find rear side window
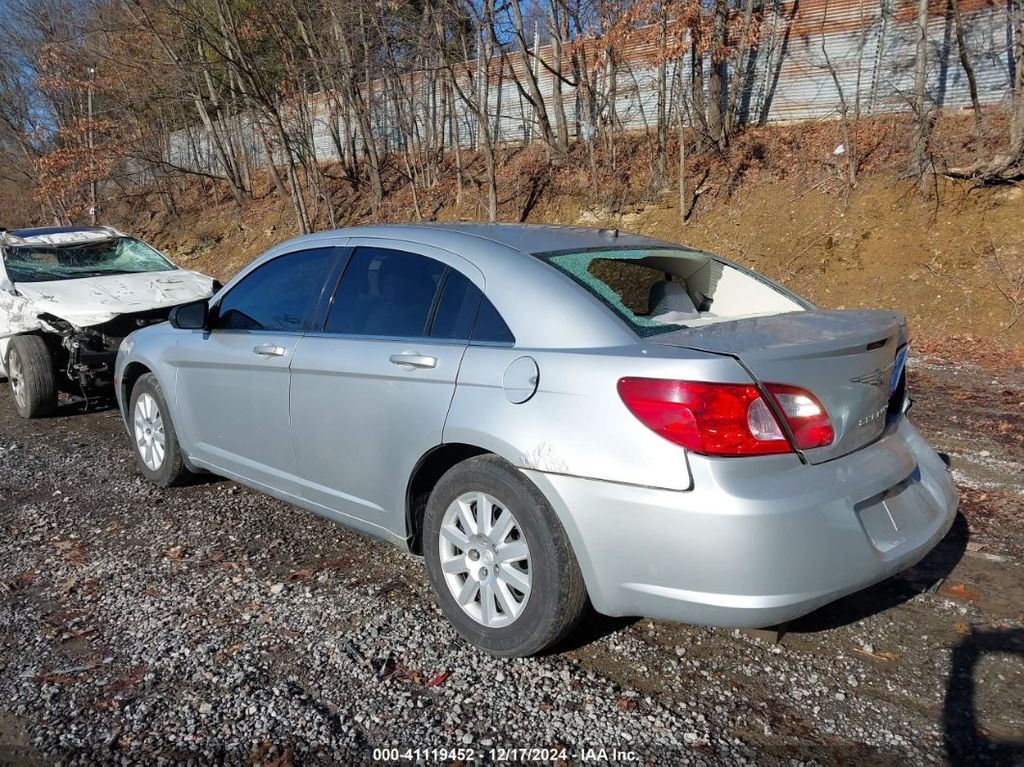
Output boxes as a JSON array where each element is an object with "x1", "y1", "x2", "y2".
[
  {"x1": 430, "y1": 270, "x2": 481, "y2": 340},
  {"x1": 428, "y1": 270, "x2": 514, "y2": 344},
  {"x1": 326, "y1": 247, "x2": 445, "y2": 337},
  {"x1": 472, "y1": 297, "x2": 515, "y2": 344},
  {"x1": 215, "y1": 248, "x2": 335, "y2": 332}
]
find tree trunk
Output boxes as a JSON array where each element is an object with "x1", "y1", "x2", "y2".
[
  {"x1": 549, "y1": 1, "x2": 569, "y2": 153},
  {"x1": 725, "y1": 0, "x2": 756, "y2": 137},
  {"x1": 690, "y1": 33, "x2": 707, "y2": 150},
  {"x1": 949, "y1": 0, "x2": 983, "y2": 150},
  {"x1": 506, "y1": 0, "x2": 556, "y2": 155},
  {"x1": 1010, "y1": 0, "x2": 1024, "y2": 159},
  {"x1": 910, "y1": 0, "x2": 933, "y2": 186},
  {"x1": 656, "y1": 11, "x2": 668, "y2": 186},
  {"x1": 677, "y1": 68, "x2": 688, "y2": 224},
  {"x1": 254, "y1": 119, "x2": 289, "y2": 200},
  {"x1": 333, "y1": 10, "x2": 382, "y2": 209},
  {"x1": 707, "y1": 0, "x2": 729, "y2": 149}
]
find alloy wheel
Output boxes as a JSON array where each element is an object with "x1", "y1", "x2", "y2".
[
  {"x1": 438, "y1": 491, "x2": 532, "y2": 628},
  {"x1": 133, "y1": 392, "x2": 166, "y2": 471},
  {"x1": 8, "y1": 350, "x2": 25, "y2": 409}
]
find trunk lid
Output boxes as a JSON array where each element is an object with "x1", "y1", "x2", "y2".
[{"x1": 648, "y1": 310, "x2": 909, "y2": 464}]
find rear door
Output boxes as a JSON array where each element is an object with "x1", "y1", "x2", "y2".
[
  {"x1": 289, "y1": 241, "x2": 485, "y2": 531},
  {"x1": 172, "y1": 247, "x2": 341, "y2": 496},
  {"x1": 650, "y1": 310, "x2": 910, "y2": 464}
]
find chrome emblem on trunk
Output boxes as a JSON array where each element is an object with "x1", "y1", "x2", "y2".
[
  {"x1": 851, "y1": 361, "x2": 895, "y2": 389},
  {"x1": 858, "y1": 404, "x2": 888, "y2": 427}
]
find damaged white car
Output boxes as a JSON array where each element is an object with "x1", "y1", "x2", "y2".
[{"x1": 0, "y1": 226, "x2": 216, "y2": 418}]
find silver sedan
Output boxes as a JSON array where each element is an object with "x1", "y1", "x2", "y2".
[{"x1": 114, "y1": 224, "x2": 957, "y2": 657}]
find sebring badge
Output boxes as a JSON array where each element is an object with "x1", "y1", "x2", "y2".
[{"x1": 858, "y1": 404, "x2": 888, "y2": 427}]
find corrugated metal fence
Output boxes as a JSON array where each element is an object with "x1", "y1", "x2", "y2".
[{"x1": 168, "y1": 0, "x2": 1014, "y2": 173}]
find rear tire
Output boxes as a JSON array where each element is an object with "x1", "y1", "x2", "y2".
[
  {"x1": 7, "y1": 335, "x2": 57, "y2": 419},
  {"x1": 129, "y1": 373, "x2": 189, "y2": 487},
  {"x1": 423, "y1": 455, "x2": 588, "y2": 657}
]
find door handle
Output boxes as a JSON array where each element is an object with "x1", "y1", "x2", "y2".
[
  {"x1": 253, "y1": 344, "x2": 286, "y2": 357},
  {"x1": 389, "y1": 352, "x2": 437, "y2": 369}
]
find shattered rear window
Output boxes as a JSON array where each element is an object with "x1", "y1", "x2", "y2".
[
  {"x1": 2, "y1": 237, "x2": 175, "y2": 283},
  {"x1": 540, "y1": 249, "x2": 691, "y2": 337},
  {"x1": 538, "y1": 247, "x2": 806, "y2": 337}
]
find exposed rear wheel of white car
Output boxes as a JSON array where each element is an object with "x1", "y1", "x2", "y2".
[
  {"x1": 130, "y1": 373, "x2": 189, "y2": 487},
  {"x1": 423, "y1": 455, "x2": 588, "y2": 657},
  {"x1": 7, "y1": 335, "x2": 57, "y2": 419}
]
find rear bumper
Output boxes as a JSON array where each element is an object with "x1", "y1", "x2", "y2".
[{"x1": 524, "y1": 418, "x2": 957, "y2": 628}]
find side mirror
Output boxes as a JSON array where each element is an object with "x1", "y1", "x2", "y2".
[{"x1": 169, "y1": 300, "x2": 209, "y2": 330}]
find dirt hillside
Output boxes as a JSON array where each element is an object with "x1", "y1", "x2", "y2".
[{"x1": 110, "y1": 119, "x2": 1024, "y2": 347}]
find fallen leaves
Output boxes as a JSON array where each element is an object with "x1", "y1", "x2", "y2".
[
  {"x1": 425, "y1": 670, "x2": 451, "y2": 687},
  {"x1": 53, "y1": 539, "x2": 85, "y2": 564},
  {"x1": 616, "y1": 695, "x2": 640, "y2": 712},
  {"x1": 942, "y1": 582, "x2": 981, "y2": 602},
  {"x1": 853, "y1": 647, "x2": 901, "y2": 662}
]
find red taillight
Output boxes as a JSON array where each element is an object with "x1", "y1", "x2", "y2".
[
  {"x1": 617, "y1": 378, "x2": 833, "y2": 457},
  {"x1": 617, "y1": 378, "x2": 788, "y2": 456}
]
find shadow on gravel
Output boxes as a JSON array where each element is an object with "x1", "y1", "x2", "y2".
[
  {"x1": 943, "y1": 627, "x2": 1024, "y2": 765},
  {"x1": 787, "y1": 512, "x2": 970, "y2": 634},
  {"x1": 182, "y1": 471, "x2": 231, "y2": 488},
  {"x1": 53, "y1": 396, "x2": 117, "y2": 418},
  {"x1": 548, "y1": 611, "x2": 639, "y2": 655}
]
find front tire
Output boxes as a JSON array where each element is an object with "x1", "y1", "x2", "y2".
[
  {"x1": 129, "y1": 373, "x2": 190, "y2": 487},
  {"x1": 7, "y1": 335, "x2": 57, "y2": 419},
  {"x1": 423, "y1": 455, "x2": 588, "y2": 657}
]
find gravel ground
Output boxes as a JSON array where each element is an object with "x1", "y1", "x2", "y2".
[{"x1": 0, "y1": 350, "x2": 1022, "y2": 765}]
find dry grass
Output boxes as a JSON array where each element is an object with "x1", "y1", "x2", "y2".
[{"x1": 52, "y1": 109, "x2": 1024, "y2": 350}]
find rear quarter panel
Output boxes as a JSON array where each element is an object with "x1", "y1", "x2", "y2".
[{"x1": 444, "y1": 342, "x2": 755, "y2": 491}]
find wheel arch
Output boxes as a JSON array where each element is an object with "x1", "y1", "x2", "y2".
[
  {"x1": 405, "y1": 443, "x2": 493, "y2": 554},
  {"x1": 120, "y1": 361, "x2": 153, "y2": 420},
  {"x1": 2, "y1": 331, "x2": 55, "y2": 361}
]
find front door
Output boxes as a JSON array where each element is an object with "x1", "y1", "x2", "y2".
[{"x1": 172, "y1": 246, "x2": 339, "y2": 497}]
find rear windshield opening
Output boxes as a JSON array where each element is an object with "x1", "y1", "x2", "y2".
[{"x1": 538, "y1": 248, "x2": 805, "y2": 336}]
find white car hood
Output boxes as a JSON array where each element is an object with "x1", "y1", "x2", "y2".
[{"x1": 1, "y1": 270, "x2": 214, "y2": 335}]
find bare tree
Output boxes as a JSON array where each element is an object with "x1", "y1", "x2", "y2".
[
  {"x1": 724, "y1": 0, "x2": 757, "y2": 138},
  {"x1": 909, "y1": 0, "x2": 935, "y2": 187},
  {"x1": 949, "y1": 0, "x2": 983, "y2": 150},
  {"x1": 706, "y1": 0, "x2": 729, "y2": 149},
  {"x1": 947, "y1": 0, "x2": 1023, "y2": 180}
]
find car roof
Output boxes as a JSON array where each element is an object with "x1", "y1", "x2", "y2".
[
  {"x1": 5, "y1": 226, "x2": 110, "y2": 238},
  {"x1": 335, "y1": 222, "x2": 676, "y2": 256},
  {"x1": 234, "y1": 223, "x2": 702, "y2": 349}
]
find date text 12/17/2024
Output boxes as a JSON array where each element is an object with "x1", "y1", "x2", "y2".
[{"x1": 371, "y1": 747, "x2": 641, "y2": 762}]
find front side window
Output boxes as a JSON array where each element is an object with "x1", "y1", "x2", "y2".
[
  {"x1": 326, "y1": 247, "x2": 445, "y2": 337},
  {"x1": 2, "y1": 236, "x2": 174, "y2": 283},
  {"x1": 215, "y1": 248, "x2": 335, "y2": 332},
  {"x1": 538, "y1": 248, "x2": 804, "y2": 337}
]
